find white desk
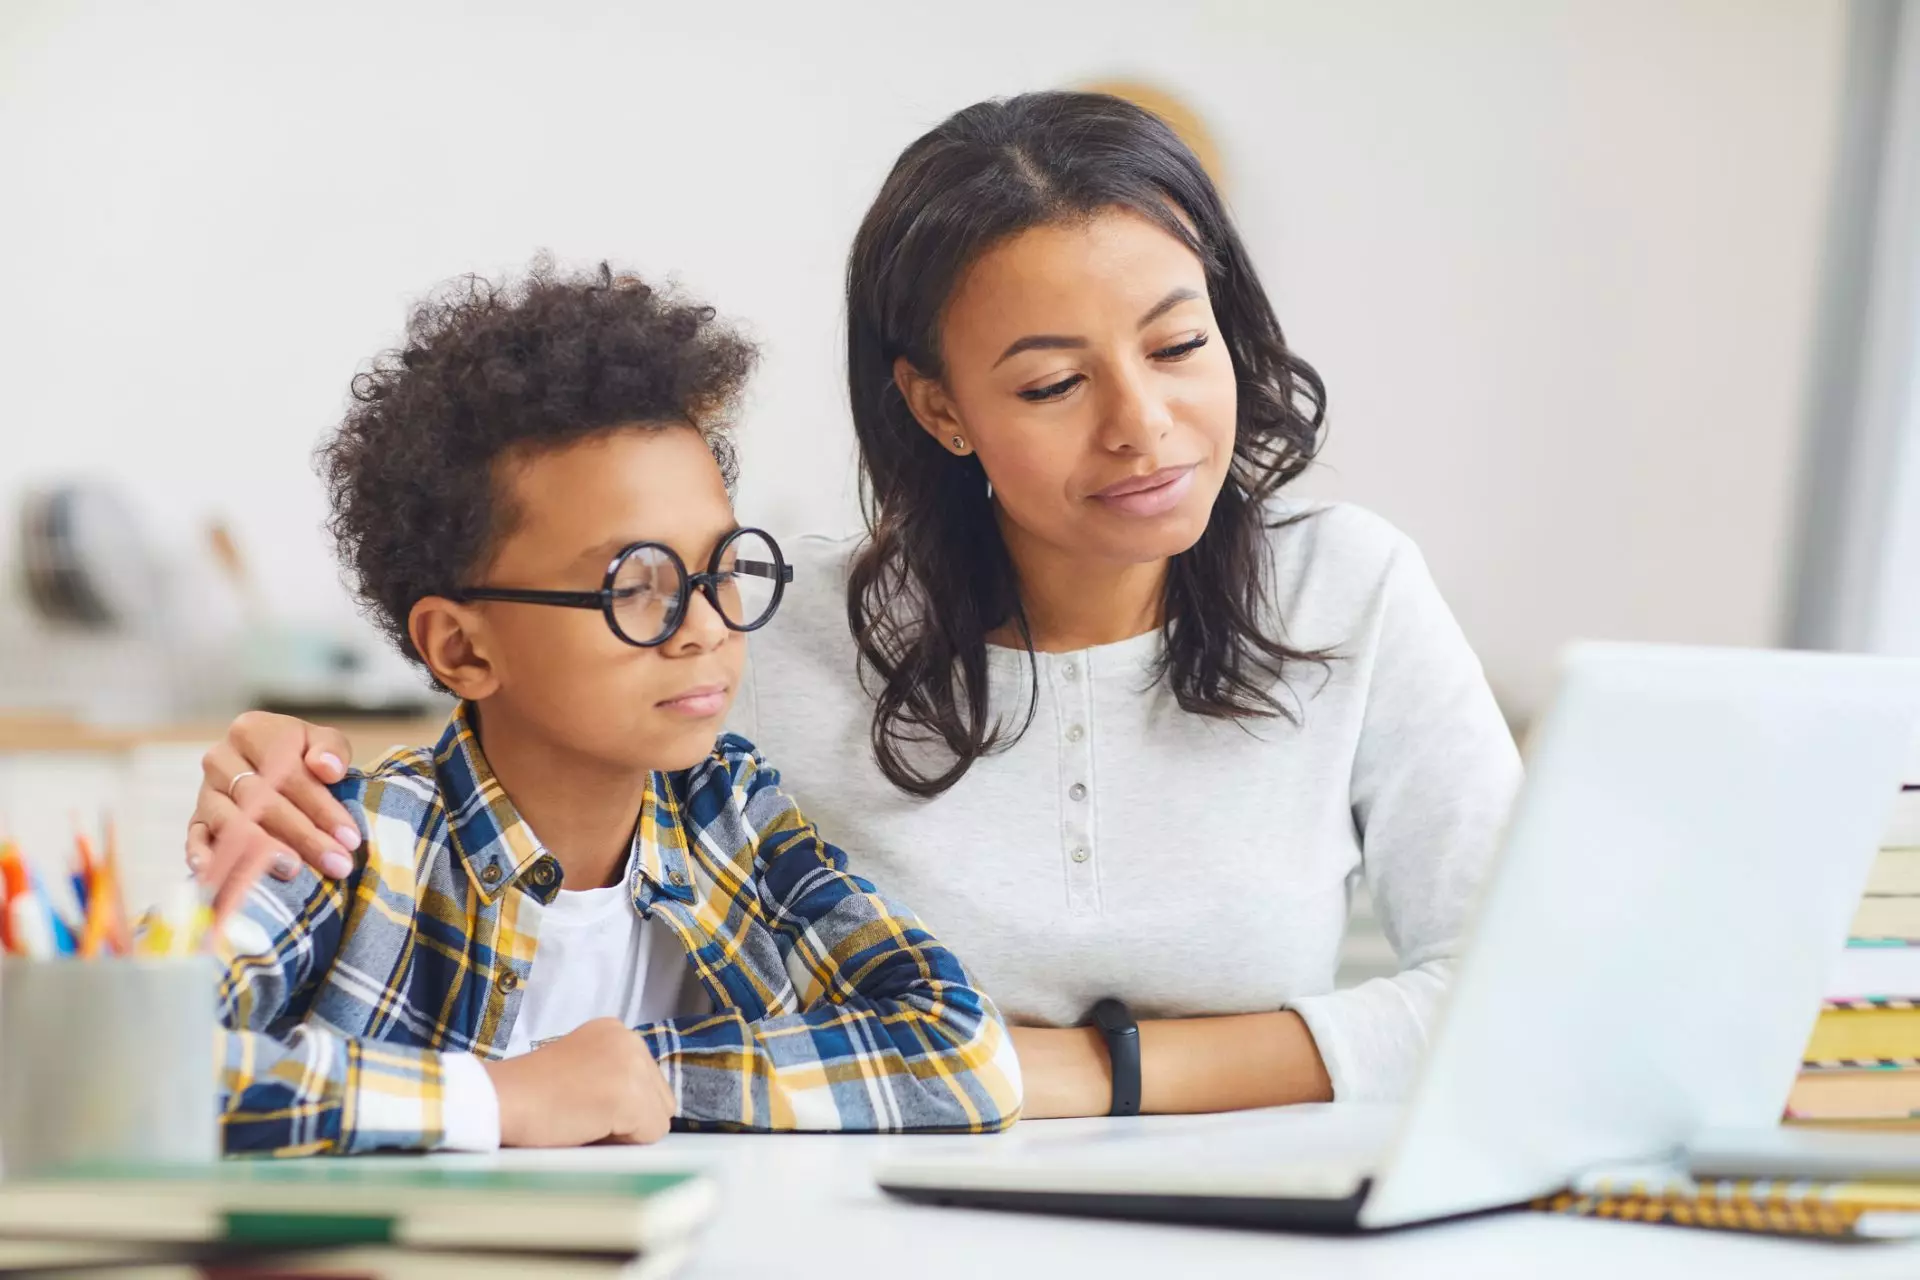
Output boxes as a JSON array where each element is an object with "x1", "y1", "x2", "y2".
[{"x1": 427, "y1": 1106, "x2": 1920, "y2": 1279}]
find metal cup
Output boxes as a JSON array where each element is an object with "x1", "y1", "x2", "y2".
[{"x1": 0, "y1": 957, "x2": 219, "y2": 1177}]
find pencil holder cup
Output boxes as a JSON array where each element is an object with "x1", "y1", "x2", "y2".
[{"x1": 0, "y1": 957, "x2": 219, "y2": 1177}]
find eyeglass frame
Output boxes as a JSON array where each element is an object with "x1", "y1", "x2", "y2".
[{"x1": 450, "y1": 526, "x2": 794, "y2": 649}]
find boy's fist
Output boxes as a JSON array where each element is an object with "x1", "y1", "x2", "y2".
[{"x1": 482, "y1": 1018, "x2": 676, "y2": 1147}]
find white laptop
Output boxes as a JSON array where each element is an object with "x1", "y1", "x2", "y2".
[{"x1": 877, "y1": 643, "x2": 1920, "y2": 1231}]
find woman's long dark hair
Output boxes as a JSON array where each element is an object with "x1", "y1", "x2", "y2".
[{"x1": 845, "y1": 90, "x2": 1329, "y2": 798}]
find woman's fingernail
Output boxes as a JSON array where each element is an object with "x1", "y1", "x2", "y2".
[
  {"x1": 320, "y1": 850, "x2": 355, "y2": 879},
  {"x1": 333, "y1": 824, "x2": 362, "y2": 851},
  {"x1": 317, "y1": 753, "x2": 345, "y2": 776},
  {"x1": 271, "y1": 853, "x2": 300, "y2": 879}
]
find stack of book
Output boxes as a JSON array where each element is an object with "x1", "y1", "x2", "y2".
[
  {"x1": 1792, "y1": 777, "x2": 1920, "y2": 1129},
  {"x1": 0, "y1": 1160, "x2": 715, "y2": 1278}
]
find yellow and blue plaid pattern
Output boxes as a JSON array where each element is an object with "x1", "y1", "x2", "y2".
[{"x1": 218, "y1": 703, "x2": 1021, "y2": 1154}]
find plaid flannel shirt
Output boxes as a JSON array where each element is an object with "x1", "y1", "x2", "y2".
[{"x1": 216, "y1": 704, "x2": 1021, "y2": 1155}]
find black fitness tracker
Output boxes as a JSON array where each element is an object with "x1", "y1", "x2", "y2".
[{"x1": 1089, "y1": 997, "x2": 1141, "y2": 1118}]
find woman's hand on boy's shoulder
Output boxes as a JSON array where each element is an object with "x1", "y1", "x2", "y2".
[{"x1": 188, "y1": 711, "x2": 364, "y2": 922}]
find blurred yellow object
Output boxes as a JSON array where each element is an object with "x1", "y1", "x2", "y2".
[
  {"x1": 1078, "y1": 78, "x2": 1225, "y2": 189},
  {"x1": 135, "y1": 881, "x2": 214, "y2": 958}
]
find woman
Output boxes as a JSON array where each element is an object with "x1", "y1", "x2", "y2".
[{"x1": 187, "y1": 91, "x2": 1521, "y2": 1118}]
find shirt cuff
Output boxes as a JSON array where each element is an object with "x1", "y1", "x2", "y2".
[
  {"x1": 437, "y1": 1052, "x2": 502, "y2": 1152},
  {"x1": 1289, "y1": 962, "x2": 1449, "y2": 1105}
]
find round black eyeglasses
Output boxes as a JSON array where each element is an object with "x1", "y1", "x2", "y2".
[{"x1": 453, "y1": 527, "x2": 793, "y2": 648}]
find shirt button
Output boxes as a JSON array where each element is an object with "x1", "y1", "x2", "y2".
[
  {"x1": 496, "y1": 970, "x2": 519, "y2": 994},
  {"x1": 1062, "y1": 661, "x2": 1079, "y2": 680},
  {"x1": 480, "y1": 864, "x2": 503, "y2": 886},
  {"x1": 531, "y1": 860, "x2": 557, "y2": 889},
  {"x1": 1066, "y1": 724, "x2": 1085, "y2": 743},
  {"x1": 1068, "y1": 783, "x2": 1087, "y2": 802},
  {"x1": 669, "y1": 869, "x2": 688, "y2": 887},
  {"x1": 1070, "y1": 846, "x2": 1091, "y2": 863}
]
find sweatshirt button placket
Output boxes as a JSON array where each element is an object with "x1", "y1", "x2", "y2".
[{"x1": 1061, "y1": 651, "x2": 1098, "y2": 915}]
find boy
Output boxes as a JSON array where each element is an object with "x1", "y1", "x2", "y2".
[{"x1": 213, "y1": 262, "x2": 1021, "y2": 1154}]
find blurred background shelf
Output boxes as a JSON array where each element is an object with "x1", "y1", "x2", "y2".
[{"x1": 0, "y1": 712, "x2": 443, "y2": 918}]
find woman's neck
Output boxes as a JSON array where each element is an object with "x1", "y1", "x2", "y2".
[
  {"x1": 991, "y1": 513, "x2": 1168, "y2": 653},
  {"x1": 469, "y1": 702, "x2": 645, "y2": 891}
]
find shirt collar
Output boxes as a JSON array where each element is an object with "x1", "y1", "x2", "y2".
[
  {"x1": 434, "y1": 702, "x2": 554, "y2": 902},
  {"x1": 635, "y1": 768, "x2": 698, "y2": 907},
  {"x1": 434, "y1": 701, "x2": 698, "y2": 907}
]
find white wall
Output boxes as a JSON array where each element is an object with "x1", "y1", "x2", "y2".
[
  {"x1": 1866, "y1": 5, "x2": 1920, "y2": 659},
  {"x1": 0, "y1": 0, "x2": 1847, "y2": 718},
  {"x1": 1882, "y1": 375, "x2": 1920, "y2": 657}
]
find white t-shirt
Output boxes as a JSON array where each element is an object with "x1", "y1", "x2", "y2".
[
  {"x1": 502, "y1": 855, "x2": 708, "y2": 1057},
  {"x1": 441, "y1": 847, "x2": 708, "y2": 1150},
  {"x1": 730, "y1": 501, "x2": 1523, "y2": 1104}
]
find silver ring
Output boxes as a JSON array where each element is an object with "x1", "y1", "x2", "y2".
[{"x1": 226, "y1": 769, "x2": 259, "y2": 801}]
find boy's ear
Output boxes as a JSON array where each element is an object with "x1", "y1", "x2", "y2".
[
  {"x1": 407, "y1": 597, "x2": 501, "y2": 701},
  {"x1": 892, "y1": 357, "x2": 970, "y2": 456}
]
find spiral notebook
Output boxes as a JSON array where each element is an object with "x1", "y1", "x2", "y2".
[{"x1": 1533, "y1": 1170, "x2": 1920, "y2": 1239}]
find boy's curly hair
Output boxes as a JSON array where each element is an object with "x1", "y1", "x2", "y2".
[{"x1": 319, "y1": 257, "x2": 757, "y2": 674}]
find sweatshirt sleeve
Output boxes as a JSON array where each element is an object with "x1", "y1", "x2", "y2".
[{"x1": 1287, "y1": 529, "x2": 1523, "y2": 1102}]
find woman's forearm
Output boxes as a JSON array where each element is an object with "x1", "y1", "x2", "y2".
[{"x1": 1011, "y1": 1010, "x2": 1333, "y2": 1120}]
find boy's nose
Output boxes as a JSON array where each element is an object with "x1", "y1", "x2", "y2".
[{"x1": 666, "y1": 585, "x2": 730, "y2": 653}]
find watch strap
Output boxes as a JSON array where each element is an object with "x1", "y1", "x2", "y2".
[{"x1": 1089, "y1": 997, "x2": 1141, "y2": 1117}]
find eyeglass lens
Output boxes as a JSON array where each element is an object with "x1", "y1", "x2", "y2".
[{"x1": 609, "y1": 530, "x2": 783, "y2": 644}]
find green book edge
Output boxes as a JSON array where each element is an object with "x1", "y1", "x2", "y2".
[{"x1": 222, "y1": 1212, "x2": 395, "y2": 1247}]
